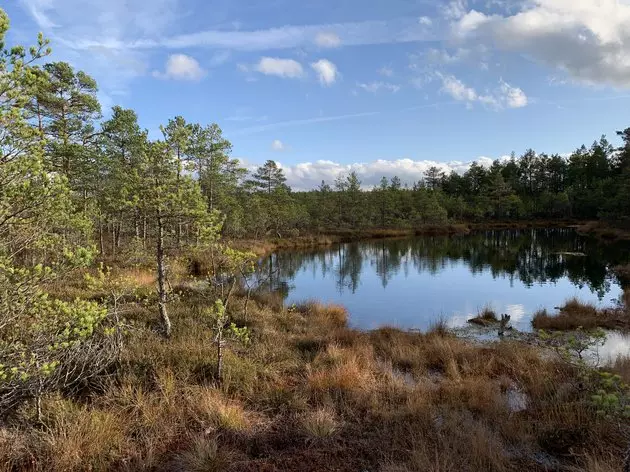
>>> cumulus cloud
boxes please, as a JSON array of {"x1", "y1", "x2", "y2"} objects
[
  {"x1": 437, "y1": 73, "x2": 528, "y2": 109},
  {"x1": 440, "y1": 74, "x2": 478, "y2": 102},
  {"x1": 255, "y1": 57, "x2": 304, "y2": 79},
  {"x1": 315, "y1": 32, "x2": 341, "y2": 48},
  {"x1": 451, "y1": 0, "x2": 630, "y2": 88},
  {"x1": 311, "y1": 59, "x2": 338, "y2": 86},
  {"x1": 418, "y1": 16, "x2": 433, "y2": 26},
  {"x1": 442, "y1": 0, "x2": 469, "y2": 20},
  {"x1": 152, "y1": 54, "x2": 206, "y2": 81},
  {"x1": 265, "y1": 156, "x2": 504, "y2": 191},
  {"x1": 357, "y1": 82, "x2": 401, "y2": 93},
  {"x1": 271, "y1": 139, "x2": 286, "y2": 151},
  {"x1": 499, "y1": 79, "x2": 528, "y2": 108}
]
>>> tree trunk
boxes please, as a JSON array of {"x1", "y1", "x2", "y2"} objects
[
  {"x1": 156, "y1": 208, "x2": 172, "y2": 338},
  {"x1": 135, "y1": 209, "x2": 140, "y2": 239},
  {"x1": 143, "y1": 216, "x2": 147, "y2": 249},
  {"x1": 99, "y1": 222, "x2": 104, "y2": 256},
  {"x1": 176, "y1": 147, "x2": 182, "y2": 249},
  {"x1": 216, "y1": 334, "x2": 224, "y2": 384},
  {"x1": 111, "y1": 223, "x2": 116, "y2": 257},
  {"x1": 116, "y1": 221, "x2": 122, "y2": 249}
]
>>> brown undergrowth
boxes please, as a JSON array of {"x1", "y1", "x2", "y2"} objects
[
  {"x1": 577, "y1": 221, "x2": 630, "y2": 242},
  {"x1": 532, "y1": 295, "x2": 630, "y2": 331},
  {"x1": 0, "y1": 268, "x2": 628, "y2": 471}
]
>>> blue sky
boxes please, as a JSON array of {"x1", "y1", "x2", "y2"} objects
[{"x1": 7, "y1": 0, "x2": 630, "y2": 188}]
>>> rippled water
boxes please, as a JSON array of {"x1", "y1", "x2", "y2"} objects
[{"x1": 262, "y1": 228, "x2": 630, "y2": 336}]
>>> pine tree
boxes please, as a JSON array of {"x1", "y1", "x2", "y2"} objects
[
  {"x1": 139, "y1": 140, "x2": 220, "y2": 337},
  {"x1": 33, "y1": 62, "x2": 101, "y2": 191},
  {"x1": 249, "y1": 160, "x2": 287, "y2": 194}
]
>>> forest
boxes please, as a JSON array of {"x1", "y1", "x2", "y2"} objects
[{"x1": 2, "y1": 7, "x2": 630, "y2": 471}]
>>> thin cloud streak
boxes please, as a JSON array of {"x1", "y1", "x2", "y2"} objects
[
  {"x1": 231, "y1": 101, "x2": 461, "y2": 135},
  {"x1": 67, "y1": 17, "x2": 443, "y2": 52},
  {"x1": 231, "y1": 111, "x2": 381, "y2": 136}
]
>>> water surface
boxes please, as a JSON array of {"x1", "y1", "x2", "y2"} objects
[{"x1": 262, "y1": 228, "x2": 630, "y2": 333}]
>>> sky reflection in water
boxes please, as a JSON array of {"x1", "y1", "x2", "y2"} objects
[{"x1": 264, "y1": 228, "x2": 630, "y2": 334}]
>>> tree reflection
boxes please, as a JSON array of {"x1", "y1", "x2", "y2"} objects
[{"x1": 261, "y1": 228, "x2": 630, "y2": 301}]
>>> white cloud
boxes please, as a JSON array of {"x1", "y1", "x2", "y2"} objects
[
  {"x1": 152, "y1": 54, "x2": 206, "y2": 81},
  {"x1": 419, "y1": 16, "x2": 433, "y2": 26},
  {"x1": 499, "y1": 79, "x2": 528, "y2": 108},
  {"x1": 271, "y1": 139, "x2": 286, "y2": 151},
  {"x1": 442, "y1": 0, "x2": 469, "y2": 20},
  {"x1": 262, "y1": 156, "x2": 507, "y2": 191},
  {"x1": 315, "y1": 32, "x2": 341, "y2": 48},
  {"x1": 451, "y1": 0, "x2": 630, "y2": 88},
  {"x1": 440, "y1": 74, "x2": 478, "y2": 101},
  {"x1": 57, "y1": 17, "x2": 440, "y2": 52},
  {"x1": 378, "y1": 66, "x2": 394, "y2": 77},
  {"x1": 357, "y1": 82, "x2": 401, "y2": 93},
  {"x1": 255, "y1": 57, "x2": 304, "y2": 79},
  {"x1": 19, "y1": 0, "x2": 177, "y2": 99},
  {"x1": 426, "y1": 47, "x2": 472, "y2": 64},
  {"x1": 437, "y1": 73, "x2": 528, "y2": 109},
  {"x1": 311, "y1": 59, "x2": 338, "y2": 86}
]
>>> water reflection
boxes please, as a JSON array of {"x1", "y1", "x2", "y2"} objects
[
  {"x1": 596, "y1": 332, "x2": 630, "y2": 364},
  {"x1": 261, "y1": 228, "x2": 629, "y2": 331}
]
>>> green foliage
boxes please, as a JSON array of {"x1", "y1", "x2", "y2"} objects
[
  {"x1": 538, "y1": 327, "x2": 606, "y2": 361},
  {"x1": 0, "y1": 8, "x2": 118, "y2": 416},
  {"x1": 538, "y1": 327, "x2": 630, "y2": 419},
  {"x1": 204, "y1": 299, "x2": 251, "y2": 346},
  {"x1": 0, "y1": 254, "x2": 116, "y2": 413},
  {"x1": 590, "y1": 371, "x2": 630, "y2": 419}
]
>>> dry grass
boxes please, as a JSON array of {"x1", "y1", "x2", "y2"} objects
[
  {"x1": 610, "y1": 355, "x2": 630, "y2": 384},
  {"x1": 186, "y1": 386, "x2": 252, "y2": 432},
  {"x1": 300, "y1": 406, "x2": 339, "y2": 439},
  {"x1": 168, "y1": 435, "x2": 232, "y2": 472},
  {"x1": 577, "y1": 221, "x2": 630, "y2": 242},
  {"x1": 532, "y1": 297, "x2": 630, "y2": 331},
  {"x1": 296, "y1": 301, "x2": 348, "y2": 329},
  {"x1": 468, "y1": 306, "x2": 498, "y2": 326},
  {"x1": 3, "y1": 268, "x2": 629, "y2": 471}
]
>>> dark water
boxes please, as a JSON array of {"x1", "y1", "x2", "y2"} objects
[{"x1": 261, "y1": 228, "x2": 630, "y2": 333}]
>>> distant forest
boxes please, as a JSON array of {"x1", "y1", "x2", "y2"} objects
[{"x1": 4, "y1": 38, "x2": 630, "y2": 250}]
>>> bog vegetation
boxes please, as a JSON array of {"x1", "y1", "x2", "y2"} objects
[{"x1": 1, "y1": 8, "x2": 630, "y2": 471}]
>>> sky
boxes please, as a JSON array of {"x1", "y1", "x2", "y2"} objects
[{"x1": 6, "y1": 0, "x2": 630, "y2": 189}]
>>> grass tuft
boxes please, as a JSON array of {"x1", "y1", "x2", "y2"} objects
[
  {"x1": 532, "y1": 297, "x2": 629, "y2": 330},
  {"x1": 300, "y1": 407, "x2": 339, "y2": 439},
  {"x1": 468, "y1": 306, "x2": 498, "y2": 326}
]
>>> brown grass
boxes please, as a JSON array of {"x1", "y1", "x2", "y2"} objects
[
  {"x1": 468, "y1": 306, "x2": 498, "y2": 326},
  {"x1": 610, "y1": 355, "x2": 630, "y2": 384},
  {"x1": 300, "y1": 406, "x2": 339, "y2": 439},
  {"x1": 577, "y1": 221, "x2": 630, "y2": 242},
  {"x1": 296, "y1": 301, "x2": 348, "y2": 329},
  {"x1": 4, "y1": 267, "x2": 629, "y2": 471},
  {"x1": 532, "y1": 297, "x2": 630, "y2": 331}
]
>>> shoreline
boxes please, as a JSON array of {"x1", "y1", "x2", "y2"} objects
[{"x1": 230, "y1": 219, "x2": 584, "y2": 256}]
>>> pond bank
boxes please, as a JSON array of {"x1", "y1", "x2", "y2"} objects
[
  {"x1": 576, "y1": 220, "x2": 630, "y2": 242},
  {"x1": 231, "y1": 219, "x2": 582, "y2": 256}
]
